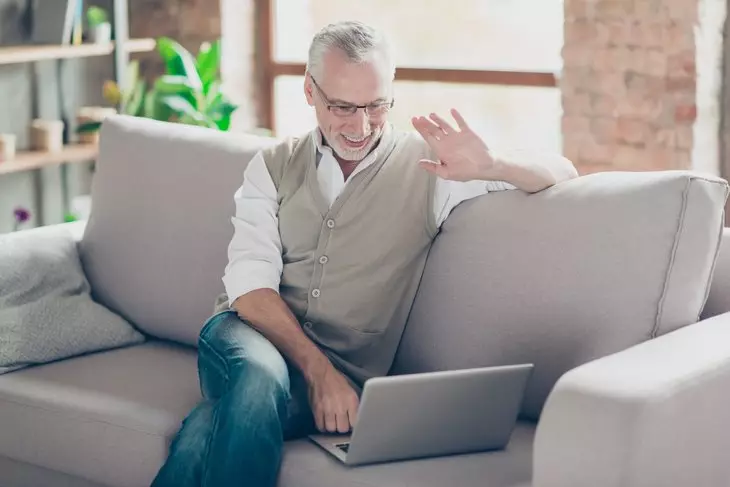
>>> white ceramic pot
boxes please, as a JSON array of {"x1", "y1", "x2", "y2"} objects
[{"x1": 90, "y1": 23, "x2": 112, "y2": 44}]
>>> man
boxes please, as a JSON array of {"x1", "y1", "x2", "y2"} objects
[{"x1": 152, "y1": 20, "x2": 577, "y2": 487}]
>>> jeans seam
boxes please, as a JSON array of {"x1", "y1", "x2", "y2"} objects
[
  {"x1": 200, "y1": 399, "x2": 222, "y2": 487},
  {"x1": 199, "y1": 336, "x2": 230, "y2": 381},
  {"x1": 199, "y1": 309, "x2": 237, "y2": 338},
  {"x1": 197, "y1": 322, "x2": 230, "y2": 487}
]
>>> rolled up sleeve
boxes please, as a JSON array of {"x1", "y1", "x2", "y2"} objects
[{"x1": 222, "y1": 151, "x2": 282, "y2": 306}]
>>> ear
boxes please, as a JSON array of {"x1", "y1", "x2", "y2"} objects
[{"x1": 304, "y1": 74, "x2": 315, "y2": 107}]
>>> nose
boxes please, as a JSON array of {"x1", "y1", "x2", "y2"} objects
[{"x1": 350, "y1": 108, "x2": 369, "y2": 136}]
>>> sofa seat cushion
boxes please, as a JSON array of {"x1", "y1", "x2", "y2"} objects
[
  {"x1": 0, "y1": 339, "x2": 534, "y2": 487},
  {"x1": 0, "y1": 341, "x2": 201, "y2": 487},
  {"x1": 278, "y1": 422, "x2": 534, "y2": 487}
]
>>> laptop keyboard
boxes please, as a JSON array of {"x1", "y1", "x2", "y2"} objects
[{"x1": 335, "y1": 442, "x2": 350, "y2": 453}]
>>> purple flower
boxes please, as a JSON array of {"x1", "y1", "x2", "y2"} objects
[{"x1": 13, "y1": 207, "x2": 30, "y2": 224}]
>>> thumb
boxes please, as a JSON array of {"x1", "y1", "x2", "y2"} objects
[{"x1": 419, "y1": 159, "x2": 449, "y2": 178}]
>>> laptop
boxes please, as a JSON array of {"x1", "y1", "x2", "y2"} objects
[{"x1": 309, "y1": 363, "x2": 533, "y2": 466}]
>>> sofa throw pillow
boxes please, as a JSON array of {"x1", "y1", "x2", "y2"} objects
[{"x1": 0, "y1": 225, "x2": 145, "y2": 374}]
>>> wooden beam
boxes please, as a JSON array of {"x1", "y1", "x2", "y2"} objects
[
  {"x1": 270, "y1": 62, "x2": 558, "y2": 88},
  {"x1": 255, "y1": 0, "x2": 276, "y2": 130}
]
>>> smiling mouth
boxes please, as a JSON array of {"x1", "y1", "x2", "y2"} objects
[{"x1": 341, "y1": 133, "x2": 371, "y2": 148}]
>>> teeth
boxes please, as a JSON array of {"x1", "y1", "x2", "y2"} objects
[{"x1": 343, "y1": 134, "x2": 369, "y2": 143}]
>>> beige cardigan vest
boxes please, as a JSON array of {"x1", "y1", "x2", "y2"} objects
[{"x1": 238, "y1": 128, "x2": 438, "y2": 386}]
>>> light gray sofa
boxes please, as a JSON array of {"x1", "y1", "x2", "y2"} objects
[{"x1": 2, "y1": 114, "x2": 730, "y2": 487}]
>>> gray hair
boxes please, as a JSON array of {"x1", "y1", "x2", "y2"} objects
[{"x1": 306, "y1": 21, "x2": 395, "y2": 81}]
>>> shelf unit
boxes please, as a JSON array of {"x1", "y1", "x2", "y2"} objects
[
  {"x1": 0, "y1": 0, "x2": 136, "y2": 226},
  {"x1": 0, "y1": 38, "x2": 155, "y2": 65},
  {"x1": 0, "y1": 37, "x2": 153, "y2": 175},
  {"x1": 0, "y1": 144, "x2": 98, "y2": 176}
]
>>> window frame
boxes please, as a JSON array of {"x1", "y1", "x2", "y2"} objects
[{"x1": 255, "y1": 0, "x2": 559, "y2": 131}]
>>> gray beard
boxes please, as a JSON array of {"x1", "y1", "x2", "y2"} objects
[{"x1": 333, "y1": 131, "x2": 382, "y2": 161}]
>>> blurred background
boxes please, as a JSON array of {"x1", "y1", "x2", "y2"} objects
[{"x1": 0, "y1": 0, "x2": 726, "y2": 232}]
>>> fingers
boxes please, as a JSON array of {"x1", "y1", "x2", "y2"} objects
[
  {"x1": 336, "y1": 411, "x2": 350, "y2": 433},
  {"x1": 419, "y1": 159, "x2": 449, "y2": 179},
  {"x1": 411, "y1": 116, "x2": 443, "y2": 142},
  {"x1": 450, "y1": 108, "x2": 470, "y2": 131},
  {"x1": 314, "y1": 408, "x2": 325, "y2": 432},
  {"x1": 428, "y1": 112, "x2": 455, "y2": 135},
  {"x1": 347, "y1": 396, "x2": 359, "y2": 429},
  {"x1": 412, "y1": 110, "x2": 468, "y2": 137},
  {"x1": 315, "y1": 402, "x2": 354, "y2": 433},
  {"x1": 324, "y1": 410, "x2": 338, "y2": 433}
]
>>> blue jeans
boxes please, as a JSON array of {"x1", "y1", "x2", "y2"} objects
[{"x1": 151, "y1": 310, "x2": 315, "y2": 487}]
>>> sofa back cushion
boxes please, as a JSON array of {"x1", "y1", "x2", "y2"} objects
[
  {"x1": 80, "y1": 116, "x2": 275, "y2": 345},
  {"x1": 392, "y1": 171, "x2": 728, "y2": 420}
]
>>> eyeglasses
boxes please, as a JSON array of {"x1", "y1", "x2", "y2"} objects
[{"x1": 310, "y1": 76, "x2": 394, "y2": 118}]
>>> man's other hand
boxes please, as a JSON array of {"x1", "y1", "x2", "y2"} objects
[{"x1": 307, "y1": 363, "x2": 360, "y2": 433}]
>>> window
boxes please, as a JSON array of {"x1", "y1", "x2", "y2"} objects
[{"x1": 261, "y1": 0, "x2": 563, "y2": 152}]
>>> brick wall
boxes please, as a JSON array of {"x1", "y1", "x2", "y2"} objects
[
  {"x1": 562, "y1": 0, "x2": 725, "y2": 175},
  {"x1": 128, "y1": 0, "x2": 257, "y2": 130},
  {"x1": 129, "y1": 0, "x2": 222, "y2": 78}
]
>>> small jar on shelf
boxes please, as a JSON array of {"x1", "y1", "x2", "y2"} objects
[
  {"x1": 30, "y1": 120, "x2": 64, "y2": 153},
  {"x1": 0, "y1": 133, "x2": 16, "y2": 162},
  {"x1": 76, "y1": 107, "x2": 117, "y2": 145}
]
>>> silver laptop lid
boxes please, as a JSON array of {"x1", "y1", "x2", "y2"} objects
[{"x1": 344, "y1": 364, "x2": 533, "y2": 465}]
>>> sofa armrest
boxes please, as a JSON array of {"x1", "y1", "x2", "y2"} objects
[{"x1": 533, "y1": 313, "x2": 730, "y2": 487}]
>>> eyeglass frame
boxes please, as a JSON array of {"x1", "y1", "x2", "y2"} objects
[{"x1": 309, "y1": 75, "x2": 394, "y2": 118}]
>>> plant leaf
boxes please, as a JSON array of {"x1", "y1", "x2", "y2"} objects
[
  {"x1": 161, "y1": 95, "x2": 216, "y2": 128},
  {"x1": 120, "y1": 60, "x2": 140, "y2": 106},
  {"x1": 196, "y1": 40, "x2": 221, "y2": 93},
  {"x1": 86, "y1": 6, "x2": 108, "y2": 27},
  {"x1": 76, "y1": 121, "x2": 102, "y2": 134},
  {"x1": 214, "y1": 116, "x2": 231, "y2": 131},
  {"x1": 143, "y1": 88, "x2": 158, "y2": 119},
  {"x1": 156, "y1": 37, "x2": 203, "y2": 94},
  {"x1": 157, "y1": 37, "x2": 185, "y2": 76},
  {"x1": 126, "y1": 80, "x2": 147, "y2": 117},
  {"x1": 208, "y1": 99, "x2": 237, "y2": 121},
  {"x1": 154, "y1": 75, "x2": 200, "y2": 109},
  {"x1": 154, "y1": 75, "x2": 195, "y2": 95},
  {"x1": 205, "y1": 81, "x2": 221, "y2": 106},
  {"x1": 204, "y1": 89, "x2": 238, "y2": 131},
  {"x1": 143, "y1": 89, "x2": 175, "y2": 121}
]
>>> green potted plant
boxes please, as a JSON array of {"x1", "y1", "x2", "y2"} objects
[
  {"x1": 77, "y1": 37, "x2": 239, "y2": 134},
  {"x1": 87, "y1": 6, "x2": 111, "y2": 44},
  {"x1": 153, "y1": 37, "x2": 238, "y2": 130}
]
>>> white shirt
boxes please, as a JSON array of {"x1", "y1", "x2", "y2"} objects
[{"x1": 222, "y1": 127, "x2": 515, "y2": 305}]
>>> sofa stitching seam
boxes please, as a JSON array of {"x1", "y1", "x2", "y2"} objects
[
  {"x1": 0, "y1": 395, "x2": 166, "y2": 438},
  {"x1": 698, "y1": 184, "x2": 730, "y2": 318},
  {"x1": 652, "y1": 178, "x2": 691, "y2": 338}
]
